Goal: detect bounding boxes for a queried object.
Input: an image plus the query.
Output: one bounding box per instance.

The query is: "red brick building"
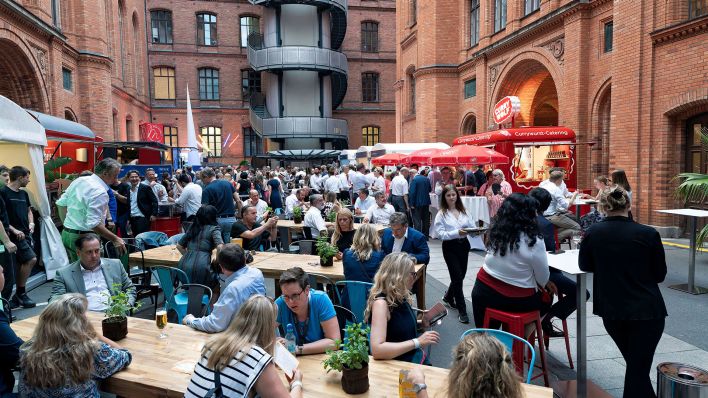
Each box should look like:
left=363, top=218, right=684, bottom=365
left=0, top=0, right=396, bottom=165
left=395, top=0, right=708, bottom=229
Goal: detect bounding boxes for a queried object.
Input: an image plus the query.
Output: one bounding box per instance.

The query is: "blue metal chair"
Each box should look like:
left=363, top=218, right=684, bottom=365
left=460, top=328, right=536, bottom=384
left=166, top=233, right=185, bottom=245
left=150, top=266, right=210, bottom=324
left=335, top=280, right=373, bottom=323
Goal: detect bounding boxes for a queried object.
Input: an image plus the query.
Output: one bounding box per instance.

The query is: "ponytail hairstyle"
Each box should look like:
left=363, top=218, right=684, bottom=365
left=446, top=333, right=523, bottom=398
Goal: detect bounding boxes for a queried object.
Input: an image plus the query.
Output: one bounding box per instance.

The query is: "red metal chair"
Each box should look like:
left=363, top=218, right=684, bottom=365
left=483, top=308, right=550, bottom=386
left=539, top=315, right=574, bottom=369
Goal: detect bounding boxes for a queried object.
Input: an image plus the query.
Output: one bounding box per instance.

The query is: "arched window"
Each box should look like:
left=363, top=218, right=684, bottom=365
left=362, top=72, right=379, bottom=103
left=200, top=126, right=222, bottom=157
left=64, top=108, right=77, bottom=122
left=361, top=21, right=379, bottom=52
left=197, top=13, right=217, bottom=46
left=198, top=68, right=219, bottom=100
left=240, top=16, right=260, bottom=48
left=362, top=126, right=380, bottom=146
left=153, top=67, right=176, bottom=99
left=462, top=114, right=476, bottom=135
left=132, top=12, right=142, bottom=93
left=118, top=0, right=126, bottom=82
left=407, top=69, right=416, bottom=114
left=150, top=10, right=173, bottom=44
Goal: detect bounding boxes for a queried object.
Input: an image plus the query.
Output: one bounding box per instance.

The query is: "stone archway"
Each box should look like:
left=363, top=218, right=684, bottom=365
left=0, top=38, right=47, bottom=112
left=461, top=113, right=477, bottom=135
left=491, top=57, right=559, bottom=127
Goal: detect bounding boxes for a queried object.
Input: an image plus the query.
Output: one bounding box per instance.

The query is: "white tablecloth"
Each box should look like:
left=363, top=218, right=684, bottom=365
left=429, top=194, right=489, bottom=250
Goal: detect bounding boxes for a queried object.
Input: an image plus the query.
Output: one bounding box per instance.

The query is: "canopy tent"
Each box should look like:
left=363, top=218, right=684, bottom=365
left=402, top=148, right=446, bottom=165
left=429, top=145, right=508, bottom=166
left=26, top=110, right=97, bottom=143
left=257, top=149, right=341, bottom=161
left=371, top=153, right=406, bottom=166
left=369, top=142, right=450, bottom=158
left=0, top=95, right=68, bottom=279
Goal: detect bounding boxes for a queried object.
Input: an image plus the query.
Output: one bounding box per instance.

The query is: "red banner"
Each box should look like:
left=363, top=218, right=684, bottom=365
left=139, top=122, right=164, bottom=143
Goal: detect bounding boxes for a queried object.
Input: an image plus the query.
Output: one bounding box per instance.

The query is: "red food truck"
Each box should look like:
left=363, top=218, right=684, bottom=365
left=453, top=126, right=577, bottom=193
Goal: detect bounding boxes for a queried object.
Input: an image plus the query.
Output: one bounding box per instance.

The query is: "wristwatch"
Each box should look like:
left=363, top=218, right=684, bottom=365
left=413, top=383, right=427, bottom=393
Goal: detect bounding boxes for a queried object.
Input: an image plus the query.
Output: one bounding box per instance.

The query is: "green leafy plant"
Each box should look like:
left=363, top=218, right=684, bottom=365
left=316, top=235, right=338, bottom=261
left=674, top=127, right=708, bottom=244
left=327, top=211, right=337, bottom=222
left=340, top=198, right=351, bottom=206
left=44, top=156, right=77, bottom=183
left=292, top=206, right=304, bottom=219
left=322, top=323, right=371, bottom=372
left=102, top=283, right=142, bottom=321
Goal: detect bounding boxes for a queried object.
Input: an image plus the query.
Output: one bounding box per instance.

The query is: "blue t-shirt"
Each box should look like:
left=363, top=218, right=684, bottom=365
left=202, top=179, right=236, bottom=217
left=276, top=289, right=336, bottom=345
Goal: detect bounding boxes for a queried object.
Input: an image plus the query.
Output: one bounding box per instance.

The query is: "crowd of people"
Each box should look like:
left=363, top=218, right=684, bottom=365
left=0, top=158, right=666, bottom=398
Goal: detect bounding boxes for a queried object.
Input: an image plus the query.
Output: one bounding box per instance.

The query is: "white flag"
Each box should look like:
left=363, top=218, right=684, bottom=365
left=186, top=85, right=201, bottom=166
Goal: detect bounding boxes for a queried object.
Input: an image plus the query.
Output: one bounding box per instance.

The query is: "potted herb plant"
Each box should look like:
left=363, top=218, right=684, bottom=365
left=292, top=206, right=304, bottom=224
left=316, top=235, right=338, bottom=267
left=101, top=283, right=141, bottom=341
left=322, top=323, right=371, bottom=394
left=327, top=211, right=337, bottom=223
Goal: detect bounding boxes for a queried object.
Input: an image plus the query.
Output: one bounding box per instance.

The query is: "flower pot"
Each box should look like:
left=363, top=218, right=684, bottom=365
left=293, top=216, right=303, bottom=224
left=320, top=256, right=334, bottom=267
left=102, top=316, right=128, bottom=341
left=341, top=365, right=369, bottom=394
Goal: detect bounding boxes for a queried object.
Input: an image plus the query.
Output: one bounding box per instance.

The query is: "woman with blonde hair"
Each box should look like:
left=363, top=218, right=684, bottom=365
left=185, top=295, right=303, bottom=398
left=331, top=208, right=356, bottom=257
left=19, top=293, right=131, bottom=397
left=403, top=333, right=523, bottom=398
left=365, top=253, right=439, bottom=363
left=343, top=223, right=385, bottom=282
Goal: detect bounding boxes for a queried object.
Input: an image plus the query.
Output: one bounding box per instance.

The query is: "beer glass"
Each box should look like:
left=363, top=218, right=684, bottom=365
left=156, top=307, right=168, bottom=339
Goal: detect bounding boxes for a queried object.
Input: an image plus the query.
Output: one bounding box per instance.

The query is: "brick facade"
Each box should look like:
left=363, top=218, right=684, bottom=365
left=0, top=0, right=396, bottom=165
left=395, top=0, right=708, bottom=227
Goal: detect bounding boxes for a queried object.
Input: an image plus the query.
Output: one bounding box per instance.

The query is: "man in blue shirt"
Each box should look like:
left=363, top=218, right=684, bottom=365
left=275, top=267, right=340, bottom=355
left=408, top=168, right=432, bottom=237
left=381, top=212, right=430, bottom=265
left=183, top=244, right=265, bottom=333
left=200, top=167, right=242, bottom=243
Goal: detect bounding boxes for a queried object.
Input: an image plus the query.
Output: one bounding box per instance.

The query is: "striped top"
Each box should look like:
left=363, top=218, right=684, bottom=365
left=185, top=345, right=272, bottom=398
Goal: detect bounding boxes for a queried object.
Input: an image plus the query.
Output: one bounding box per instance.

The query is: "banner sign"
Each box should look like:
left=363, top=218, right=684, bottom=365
left=140, top=123, right=164, bottom=143
left=493, top=96, right=521, bottom=125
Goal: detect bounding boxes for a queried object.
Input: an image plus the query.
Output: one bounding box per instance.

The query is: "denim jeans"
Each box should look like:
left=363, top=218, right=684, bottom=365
left=217, top=217, right=236, bottom=243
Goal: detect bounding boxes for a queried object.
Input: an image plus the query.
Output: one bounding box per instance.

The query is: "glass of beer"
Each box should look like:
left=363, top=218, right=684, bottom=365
left=156, top=307, right=168, bottom=339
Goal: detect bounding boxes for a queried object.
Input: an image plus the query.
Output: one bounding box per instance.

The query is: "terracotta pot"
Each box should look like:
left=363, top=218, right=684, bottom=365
left=102, top=316, right=128, bottom=341
left=320, top=256, right=334, bottom=267
left=293, top=216, right=303, bottom=224
left=341, top=365, right=369, bottom=394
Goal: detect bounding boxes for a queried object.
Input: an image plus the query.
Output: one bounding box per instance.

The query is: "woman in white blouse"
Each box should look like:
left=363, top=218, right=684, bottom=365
left=434, top=185, right=475, bottom=324
left=470, top=193, right=557, bottom=327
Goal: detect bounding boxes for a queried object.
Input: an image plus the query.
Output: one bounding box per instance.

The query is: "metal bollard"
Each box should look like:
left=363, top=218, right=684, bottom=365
left=657, top=363, right=708, bottom=398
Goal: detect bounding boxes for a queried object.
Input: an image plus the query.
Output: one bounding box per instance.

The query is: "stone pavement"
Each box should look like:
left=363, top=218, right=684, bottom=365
left=425, top=238, right=708, bottom=397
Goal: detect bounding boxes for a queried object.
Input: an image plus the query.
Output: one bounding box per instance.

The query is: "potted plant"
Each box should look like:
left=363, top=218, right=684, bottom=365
left=101, top=283, right=141, bottom=341
left=327, top=211, right=337, bottom=223
left=293, top=206, right=304, bottom=224
left=323, top=323, right=371, bottom=394
left=316, top=235, right=338, bottom=267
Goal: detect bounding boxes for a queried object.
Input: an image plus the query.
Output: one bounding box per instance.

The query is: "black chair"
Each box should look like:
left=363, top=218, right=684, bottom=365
left=1, top=298, right=12, bottom=323
left=309, top=273, right=340, bottom=304
left=302, top=226, right=314, bottom=240
left=290, top=239, right=316, bottom=255
left=277, top=226, right=297, bottom=253
left=105, top=240, right=160, bottom=317
left=333, top=304, right=358, bottom=333
left=179, top=283, right=213, bottom=318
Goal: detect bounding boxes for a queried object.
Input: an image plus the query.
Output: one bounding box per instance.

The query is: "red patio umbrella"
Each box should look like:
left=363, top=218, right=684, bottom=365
left=402, top=148, right=445, bottom=165
left=430, top=145, right=508, bottom=166
left=371, top=153, right=406, bottom=166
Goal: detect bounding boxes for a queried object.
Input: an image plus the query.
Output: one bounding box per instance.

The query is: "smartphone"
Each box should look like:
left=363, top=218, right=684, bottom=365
left=423, top=302, right=448, bottom=325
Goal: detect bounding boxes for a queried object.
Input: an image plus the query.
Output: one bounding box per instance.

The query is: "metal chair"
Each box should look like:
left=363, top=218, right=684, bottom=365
left=461, top=328, right=537, bottom=384
left=178, top=283, right=213, bottom=318
left=150, top=265, right=192, bottom=324
left=335, top=280, right=373, bottom=323
left=290, top=239, right=316, bottom=255
left=309, top=273, right=340, bottom=304
left=166, top=233, right=185, bottom=245
left=333, top=304, right=358, bottom=335
left=105, top=241, right=160, bottom=317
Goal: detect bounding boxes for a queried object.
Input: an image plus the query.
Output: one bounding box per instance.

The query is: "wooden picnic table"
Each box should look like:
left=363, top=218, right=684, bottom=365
left=12, top=313, right=553, bottom=398
left=129, top=248, right=429, bottom=309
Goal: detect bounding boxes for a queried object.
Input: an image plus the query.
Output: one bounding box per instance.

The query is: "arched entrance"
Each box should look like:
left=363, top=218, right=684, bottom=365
left=593, top=84, right=611, bottom=176
left=461, top=113, right=477, bottom=135
left=0, top=39, right=46, bottom=111
left=493, top=59, right=558, bottom=127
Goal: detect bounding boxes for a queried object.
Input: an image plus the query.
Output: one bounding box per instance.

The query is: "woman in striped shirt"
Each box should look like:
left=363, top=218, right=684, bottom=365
left=185, top=295, right=303, bottom=398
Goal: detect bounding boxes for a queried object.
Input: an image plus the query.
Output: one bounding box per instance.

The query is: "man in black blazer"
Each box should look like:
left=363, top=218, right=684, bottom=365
left=120, top=170, right=158, bottom=237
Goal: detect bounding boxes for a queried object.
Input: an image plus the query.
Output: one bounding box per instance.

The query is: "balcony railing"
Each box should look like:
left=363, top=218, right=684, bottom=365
left=247, top=33, right=348, bottom=75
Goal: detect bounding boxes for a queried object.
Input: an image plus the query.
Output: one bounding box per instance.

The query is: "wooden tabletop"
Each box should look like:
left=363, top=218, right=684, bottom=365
left=12, top=313, right=552, bottom=398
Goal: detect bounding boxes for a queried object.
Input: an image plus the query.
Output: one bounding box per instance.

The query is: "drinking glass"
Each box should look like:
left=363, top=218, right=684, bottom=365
left=571, top=232, right=582, bottom=249
left=156, top=307, right=168, bottom=339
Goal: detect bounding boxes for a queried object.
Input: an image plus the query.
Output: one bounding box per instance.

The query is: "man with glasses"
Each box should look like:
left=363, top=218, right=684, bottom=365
left=183, top=244, right=265, bottom=333
left=49, top=234, right=135, bottom=312
left=381, top=212, right=430, bottom=265
left=275, top=267, right=340, bottom=356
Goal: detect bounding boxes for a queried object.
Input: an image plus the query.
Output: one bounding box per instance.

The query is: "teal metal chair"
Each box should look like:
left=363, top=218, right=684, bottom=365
left=335, top=280, right=373, bottom=323
left=460, top=328, right=536, bottom=384
left=150, top=266, right=210, bottom=324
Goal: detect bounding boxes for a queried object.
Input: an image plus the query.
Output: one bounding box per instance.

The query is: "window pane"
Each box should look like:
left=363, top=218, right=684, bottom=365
left=362, top=126, right=380, bottom=146
left=470, top=0, right=479, bottom=46
left=689, top=0, right=708, bottom=18
left=604, top=21, right=613, bottom=53
left=495, top=0, right=507, bottom=32
left=200, top=126, right=222, bottom=156
left=464, top=79, right=476, bottom=99
left=62, top=68, right=72, bottom=91
left=241, top=16, right=260, bottom=48
left=524, top=0, right=539, bottom=15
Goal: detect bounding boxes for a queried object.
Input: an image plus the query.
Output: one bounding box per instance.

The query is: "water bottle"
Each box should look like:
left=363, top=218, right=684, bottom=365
left=284, top=323, right=297, bottom=354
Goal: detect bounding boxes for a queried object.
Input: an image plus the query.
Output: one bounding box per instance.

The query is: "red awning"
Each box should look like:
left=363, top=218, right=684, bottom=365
left=453, top=126, right=576, bottom=146
left=371, top=153, right=405, bottom=166
left=402, top=148, right=445, bottom=165
left=430, top=145, right=508, bottom=166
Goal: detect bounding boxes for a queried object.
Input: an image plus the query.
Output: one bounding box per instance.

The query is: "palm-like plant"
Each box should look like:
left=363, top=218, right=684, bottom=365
left=674, top=127, right=708, bottom=244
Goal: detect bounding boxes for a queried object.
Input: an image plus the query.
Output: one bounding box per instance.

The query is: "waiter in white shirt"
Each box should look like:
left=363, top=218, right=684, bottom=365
left=390, top=167, right=411, bottom=223
left=174, top=174, right=202, bottom=221
left=338, top=165, right=352, bottom=202
left=324, top=167, right=342, bottom=195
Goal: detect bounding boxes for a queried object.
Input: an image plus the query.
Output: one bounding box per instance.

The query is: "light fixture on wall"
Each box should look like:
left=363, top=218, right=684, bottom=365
left=76, top=148, right=88, bottom=162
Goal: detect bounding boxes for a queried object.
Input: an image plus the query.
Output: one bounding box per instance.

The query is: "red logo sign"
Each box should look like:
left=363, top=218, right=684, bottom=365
left=493, top=96, right=521, bottom=125
left=140, top=123, right=164, bottom=143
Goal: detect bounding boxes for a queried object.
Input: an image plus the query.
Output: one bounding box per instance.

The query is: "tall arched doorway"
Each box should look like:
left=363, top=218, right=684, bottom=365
left=493, top=60, right=558, bottom=127
left=462, top=113, right=477, bottom=135
left=593, top=84, right=611, bottom=176
left=0, top=39, right=46, bottom=111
